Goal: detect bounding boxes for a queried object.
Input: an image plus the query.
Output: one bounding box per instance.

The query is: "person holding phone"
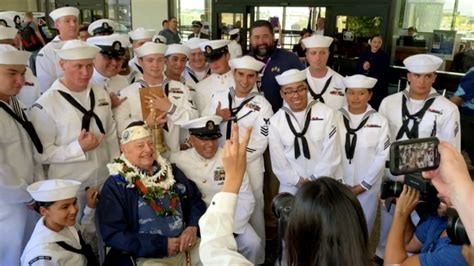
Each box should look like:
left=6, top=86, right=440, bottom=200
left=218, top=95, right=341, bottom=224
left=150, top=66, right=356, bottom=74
left=384, top=185, right=467, bottom=266
left=375, top=54, right=461, bottom=263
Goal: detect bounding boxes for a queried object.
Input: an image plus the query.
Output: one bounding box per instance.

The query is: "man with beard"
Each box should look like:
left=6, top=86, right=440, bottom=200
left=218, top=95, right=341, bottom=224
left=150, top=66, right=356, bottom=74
left=248, top=20, right=303, bottom=113
left=248, top=20, right=303, bottom=252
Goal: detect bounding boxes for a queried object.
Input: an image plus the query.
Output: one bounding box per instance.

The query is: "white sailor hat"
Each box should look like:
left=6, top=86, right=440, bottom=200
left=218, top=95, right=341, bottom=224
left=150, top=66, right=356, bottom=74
left=153, top=34, right=167, bottom=44
left=185, top=38, right=207, bottom=50
left=229, top=55, right=265, bottom=72
left=0, top=44, right=30, bottom=65
left=88, top=19, right=115, bottom=36
left=302, top=35, right=333, bottom=48
left=403, top=54, right=443, bottom=74
left=165, top=44, right=190, bottom=57
left=56, top=40, right=101, bottom=60
left=49, top=7, right=80, bottom=21
left=120, top=122, right=152, bottom=144
left=0, top=26, right=18, bottom=40
left=343, top=74, right=377, bottom=89
left=0, top=12, right=20, bottom=28
left=276, top=69, right=307, bottom=86
left=200, top=39, right=230, bottom=59
left=87, top=33, right=129, bottom=58
left=228, top=28, right=240, bottom=36
left=135, top=42, right=167, bottom=58
left=180, top=115, right=223, bottom=140
left=128, top=28, right=156, bottom=41
left=27, top=179, right=81, bottom=202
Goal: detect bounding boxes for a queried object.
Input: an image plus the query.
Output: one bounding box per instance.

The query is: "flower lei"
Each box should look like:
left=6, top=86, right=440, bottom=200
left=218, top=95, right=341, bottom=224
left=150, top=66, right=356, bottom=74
left=107, top=154, right=179, bottom=216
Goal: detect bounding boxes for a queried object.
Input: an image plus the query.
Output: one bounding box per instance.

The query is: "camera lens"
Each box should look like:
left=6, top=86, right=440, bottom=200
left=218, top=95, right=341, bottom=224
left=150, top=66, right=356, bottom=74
left=380, top=180, right=403, bottom=199
left=447, top=208, right=471, bottom=245
left=272, top=193, right=294, bottom=219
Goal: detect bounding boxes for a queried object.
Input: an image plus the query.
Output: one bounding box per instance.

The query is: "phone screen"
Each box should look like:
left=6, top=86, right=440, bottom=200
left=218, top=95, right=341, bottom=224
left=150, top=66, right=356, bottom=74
left=390, top=137, right=440, bottom=175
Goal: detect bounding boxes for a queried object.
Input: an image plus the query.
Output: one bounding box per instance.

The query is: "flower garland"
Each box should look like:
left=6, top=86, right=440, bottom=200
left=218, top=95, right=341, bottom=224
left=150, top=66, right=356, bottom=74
left=107, top=154, right=179, bottom=216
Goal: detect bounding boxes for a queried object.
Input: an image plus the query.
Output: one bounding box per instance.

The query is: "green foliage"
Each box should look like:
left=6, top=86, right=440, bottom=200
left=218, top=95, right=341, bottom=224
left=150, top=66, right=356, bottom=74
left=346, top=16, right=382, bottom=37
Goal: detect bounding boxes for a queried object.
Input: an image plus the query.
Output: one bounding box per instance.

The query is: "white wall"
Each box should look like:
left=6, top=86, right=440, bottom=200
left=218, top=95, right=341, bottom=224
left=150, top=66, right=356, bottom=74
left=131, top=0, right=168, bottom=31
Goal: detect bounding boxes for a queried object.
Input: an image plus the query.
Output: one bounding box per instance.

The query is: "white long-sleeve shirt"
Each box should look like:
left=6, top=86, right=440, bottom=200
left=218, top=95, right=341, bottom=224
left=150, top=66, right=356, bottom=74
left=199, top=192, right=253, bottom=266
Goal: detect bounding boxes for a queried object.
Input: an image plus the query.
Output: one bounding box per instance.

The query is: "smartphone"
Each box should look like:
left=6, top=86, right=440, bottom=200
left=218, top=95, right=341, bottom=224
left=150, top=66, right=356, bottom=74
left=270, top=17, right=279, bottom=28
left=389, top=137, right=440, bottom=176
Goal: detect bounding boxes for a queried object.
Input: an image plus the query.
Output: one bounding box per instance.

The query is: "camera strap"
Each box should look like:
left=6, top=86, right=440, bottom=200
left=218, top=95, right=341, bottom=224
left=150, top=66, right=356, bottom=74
left=285, top=109, right=312, bottom=159
left=396, top=96, right=436, bottom=140
left=343, top=115, right=370, bottom=164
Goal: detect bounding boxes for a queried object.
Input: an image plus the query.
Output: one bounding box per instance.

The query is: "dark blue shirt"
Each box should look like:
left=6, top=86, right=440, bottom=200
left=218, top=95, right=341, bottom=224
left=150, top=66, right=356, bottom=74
left=415, top=216, right=466, bottom=266
left=248, top=48, right=304, bottom=113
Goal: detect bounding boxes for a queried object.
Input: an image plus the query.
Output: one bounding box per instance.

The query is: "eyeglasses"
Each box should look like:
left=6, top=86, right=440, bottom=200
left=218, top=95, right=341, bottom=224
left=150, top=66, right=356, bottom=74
left=282, top=87, right=307, bottom=96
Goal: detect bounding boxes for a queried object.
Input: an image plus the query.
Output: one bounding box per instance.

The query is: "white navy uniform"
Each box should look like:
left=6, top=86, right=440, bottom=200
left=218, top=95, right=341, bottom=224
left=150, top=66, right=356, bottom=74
left=114, top=79, right=198, bottom=152
left=305, top=67, right=346, bottom=110
left=170, top=148, right=262, bottom=264
left=269, top=100, right=341, bottom=194
left=336, top=105, right=390, bottom=233
left=30, top=80, right=120, bottom=204
left=91, top=68, right=129, bottom=95
left=127, top=56, right=143, bottom=83
left=17, top=67, right=41, bottom=109
left=380, top=88, right=460, bottom=153
left=195, top=69, right=235, bottom=114
left=182, top=64, right=211, bottom=100
left=35, top=36, right=69, bottom=93
left=21, top=208, right=96, bottom=266
left=206, top=88, right=273, bottom=263
left=375, top=87, right=461, bottom=258
left=0, top=98, right=44, bottom=266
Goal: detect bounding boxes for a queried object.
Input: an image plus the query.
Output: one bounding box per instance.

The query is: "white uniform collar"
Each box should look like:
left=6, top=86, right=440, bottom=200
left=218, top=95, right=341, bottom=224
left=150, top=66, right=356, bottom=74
left=22, top=217, right=81, bottom=255
left=403, top=87, right=440, bottom=101
left=340, top=104, right=376, bottom=121
left=54, top=79, right=92, bottom=95
left=92, top=68, right=111, bottom=87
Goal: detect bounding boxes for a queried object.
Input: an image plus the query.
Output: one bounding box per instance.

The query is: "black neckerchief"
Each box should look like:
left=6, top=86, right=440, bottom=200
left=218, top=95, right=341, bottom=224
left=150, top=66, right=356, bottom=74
left=341, top=108, right=376, bottom=163
left=225, top=89, right=256, bottom=139
left=57, top=89, right=105, bottom=134
left=56, top=231, right=99, bottom=266
left=282, top=101, right=317, bottom=159
left=309, top=75, right=332, bottom=103
left=396, top=91, right=438, bottom=140
left=0, top=101, right=43, bottom=153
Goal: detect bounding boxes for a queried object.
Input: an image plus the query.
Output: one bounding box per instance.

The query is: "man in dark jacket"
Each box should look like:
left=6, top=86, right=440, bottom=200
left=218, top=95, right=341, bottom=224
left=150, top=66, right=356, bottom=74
left=97, top=121, right=206, bottom=265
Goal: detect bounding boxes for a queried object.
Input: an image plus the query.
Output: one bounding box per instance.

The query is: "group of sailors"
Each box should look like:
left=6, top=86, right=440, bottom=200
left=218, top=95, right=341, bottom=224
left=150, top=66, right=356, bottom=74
left=0, top=5, right=462, bottom=266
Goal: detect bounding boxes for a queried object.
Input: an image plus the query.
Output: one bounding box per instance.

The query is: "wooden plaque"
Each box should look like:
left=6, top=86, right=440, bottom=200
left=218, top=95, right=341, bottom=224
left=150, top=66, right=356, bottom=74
left=139, top=86, right=165, bottom=119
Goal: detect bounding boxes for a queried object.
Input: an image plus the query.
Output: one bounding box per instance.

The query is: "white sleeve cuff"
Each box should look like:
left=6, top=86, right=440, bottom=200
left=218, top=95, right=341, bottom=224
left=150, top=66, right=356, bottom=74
left=207, top=192, right=238, bottom=215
